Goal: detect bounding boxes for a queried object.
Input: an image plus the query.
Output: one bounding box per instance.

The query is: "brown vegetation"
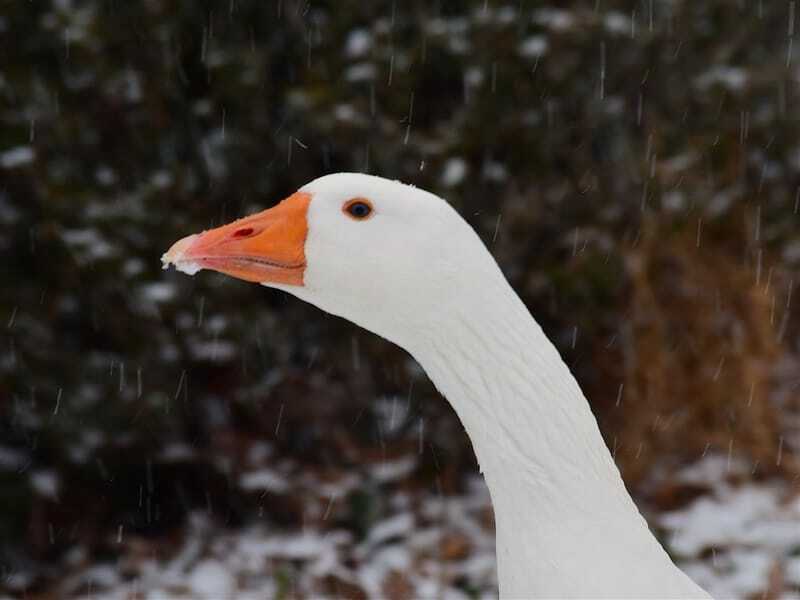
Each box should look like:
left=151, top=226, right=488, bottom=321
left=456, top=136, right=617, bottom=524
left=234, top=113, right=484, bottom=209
left=592, top=212, right=795, bottom=487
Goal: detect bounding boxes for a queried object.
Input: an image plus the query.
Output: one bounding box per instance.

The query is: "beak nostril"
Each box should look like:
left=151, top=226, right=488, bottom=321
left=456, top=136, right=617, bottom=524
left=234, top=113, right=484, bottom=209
left=232, top=227, right=255, bottom=238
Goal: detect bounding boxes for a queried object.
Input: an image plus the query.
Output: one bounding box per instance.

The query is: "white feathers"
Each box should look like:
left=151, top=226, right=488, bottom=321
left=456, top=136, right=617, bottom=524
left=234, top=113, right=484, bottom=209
left=275, top=174, right=709, bottom=598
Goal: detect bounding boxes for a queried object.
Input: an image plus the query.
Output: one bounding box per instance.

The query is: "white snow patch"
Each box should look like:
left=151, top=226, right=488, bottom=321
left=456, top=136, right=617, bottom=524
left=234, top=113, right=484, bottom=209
left=695, top=66, right=748, bottom=91
left=45, top=449, right=800, bottom=599
left=448, top=37, right=470, bottom=55
left=495, top=6, right=517, bottom=24
left=782, top=240, right=800, bottom=264
left=657, top=454, right=800, bottom=598
left=186, top=560, right=235, bottom=599
left=786, top=556, right=800, bottom=585
left=315, top=472, right=361, bottom=499
left=364, top=513, right=414, bottom=547
left=660, top=152, right=699, bottom=175
left=62, top=228, right=117, bottom=260
left=681, top=549, right=776, bottom=599
left=345, top=29, right=373, bottom=58
left=662, top=191, right=686, bottom=213
left=205, top=315, right=228, bottom=334
left=706, top=187, right=742, bottom=218
left=193, top=99, right=213, bottom=116
left=674, top=453, right=747, bottom=485
left=663, top=485, right=780, bottom=556
left=0, top=146, right=35, bottom=168
left=473, top=5, right=516, bottom=25
left=441, top=158, right=468, bottom=187
left=122, top=258, right=145, bottom=277
left=139, top=282, right=177, bottom=304
left=464, top=66, right=484, bottom=88
left=261, top=531, right=342, bottom=560
left=72, top=565, right=120, bottom=592
left=30, top=470, right=60, bottom=500
left=95, top=166, right=117, bottom=186
left=345, top=63, right=376, bottom=82
left=200, top=129, right=228, bottom=179
left=240, top=469, right=290, bottom=494
left=533, top=8, right=575, bottom=31
left=482, top=160, right=508, bottom=182
left=150, top=171, right=173, bottom=189
left=106, top=70, right=143, bottom=103
left=122, top=70, right=142, bottom=102
left=191, top=339, right=237, bottom=361
left=246, top=441, right=273, bottom=465
left=159, top=443, right=195, bottom=462
left=357, top=544, right=412, bottom=596
left=369, top=455, right=416, bottom=483
left=374, top=396, right=409, bottom=434
left=334, top=103, right=359, bottom=122
left=519, top=35, right=548, bottom=58
left=426, top=16, right=469, bottom=36
left=4, top=571, right=36, bottom=592
left=604, top=12, right=631, bottom=35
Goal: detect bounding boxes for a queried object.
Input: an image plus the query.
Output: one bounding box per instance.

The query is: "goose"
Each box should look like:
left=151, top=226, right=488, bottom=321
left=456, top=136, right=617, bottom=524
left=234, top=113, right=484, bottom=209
left=162, top=173, right=709, bottom=599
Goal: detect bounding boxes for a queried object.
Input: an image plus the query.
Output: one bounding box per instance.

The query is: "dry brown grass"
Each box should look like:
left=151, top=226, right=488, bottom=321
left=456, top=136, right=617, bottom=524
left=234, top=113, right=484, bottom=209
left=591, top=211, right=795, bottom=487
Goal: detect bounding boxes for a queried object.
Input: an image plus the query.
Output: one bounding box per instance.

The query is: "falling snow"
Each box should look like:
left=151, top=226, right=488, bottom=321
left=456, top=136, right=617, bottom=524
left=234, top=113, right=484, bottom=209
left=4, top=1, right=800, bottom=598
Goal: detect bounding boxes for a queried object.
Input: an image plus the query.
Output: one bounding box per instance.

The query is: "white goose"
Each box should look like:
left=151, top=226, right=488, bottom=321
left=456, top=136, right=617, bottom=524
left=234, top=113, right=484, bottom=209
left=163, top=173, right=709, bottom=599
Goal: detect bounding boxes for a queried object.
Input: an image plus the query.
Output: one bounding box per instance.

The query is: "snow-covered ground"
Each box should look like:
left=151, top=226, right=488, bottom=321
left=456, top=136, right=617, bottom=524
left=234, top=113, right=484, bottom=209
left=12, top=451, right=798, bottom=600
left=659, top=456, right=800, bottom=599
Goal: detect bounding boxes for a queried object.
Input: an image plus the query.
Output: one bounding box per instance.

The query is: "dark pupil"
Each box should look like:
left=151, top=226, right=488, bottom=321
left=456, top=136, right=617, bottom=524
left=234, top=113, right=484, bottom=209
left=349, top=202, right=370, bottom=218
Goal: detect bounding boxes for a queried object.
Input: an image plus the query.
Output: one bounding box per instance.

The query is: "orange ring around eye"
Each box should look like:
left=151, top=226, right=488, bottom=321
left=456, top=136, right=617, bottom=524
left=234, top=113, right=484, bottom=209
left=342, top=198, right=374, bottom=220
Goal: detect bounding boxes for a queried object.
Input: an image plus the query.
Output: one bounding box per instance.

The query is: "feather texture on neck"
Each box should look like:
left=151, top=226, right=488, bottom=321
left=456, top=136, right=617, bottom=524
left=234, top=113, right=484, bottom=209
left=409, top=266, right=707, bottom=598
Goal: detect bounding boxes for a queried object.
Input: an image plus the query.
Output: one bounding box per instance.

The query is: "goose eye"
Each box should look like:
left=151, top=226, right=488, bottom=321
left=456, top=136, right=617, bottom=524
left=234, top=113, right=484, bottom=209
left=343, top=198, right=373, bottom=220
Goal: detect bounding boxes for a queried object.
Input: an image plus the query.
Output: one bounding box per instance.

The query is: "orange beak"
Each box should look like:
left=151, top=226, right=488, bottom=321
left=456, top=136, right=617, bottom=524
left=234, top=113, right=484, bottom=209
left=162, top=191, right=310, bottom=286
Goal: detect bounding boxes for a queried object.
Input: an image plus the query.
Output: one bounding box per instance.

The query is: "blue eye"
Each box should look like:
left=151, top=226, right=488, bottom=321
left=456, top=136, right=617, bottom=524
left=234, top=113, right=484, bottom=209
left=343, top=198, right=373, bottom=220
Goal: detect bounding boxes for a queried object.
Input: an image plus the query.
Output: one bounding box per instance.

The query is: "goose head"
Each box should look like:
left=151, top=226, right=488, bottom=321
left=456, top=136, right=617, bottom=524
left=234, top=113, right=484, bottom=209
left=163, top=173, right=495, bottom=350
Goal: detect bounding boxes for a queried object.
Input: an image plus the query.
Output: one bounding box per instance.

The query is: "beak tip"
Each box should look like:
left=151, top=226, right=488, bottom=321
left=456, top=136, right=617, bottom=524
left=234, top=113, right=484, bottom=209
left=162, top=233, right=203, bottom=276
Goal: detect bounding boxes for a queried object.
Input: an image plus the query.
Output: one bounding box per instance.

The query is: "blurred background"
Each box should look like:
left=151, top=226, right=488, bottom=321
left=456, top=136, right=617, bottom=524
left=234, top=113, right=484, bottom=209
left=2, top=0, right=800, bottom=598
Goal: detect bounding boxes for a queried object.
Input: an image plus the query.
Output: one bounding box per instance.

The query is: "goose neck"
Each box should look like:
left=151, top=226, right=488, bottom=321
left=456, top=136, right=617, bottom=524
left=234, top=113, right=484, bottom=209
left=409, top=276, right=704, bottom=598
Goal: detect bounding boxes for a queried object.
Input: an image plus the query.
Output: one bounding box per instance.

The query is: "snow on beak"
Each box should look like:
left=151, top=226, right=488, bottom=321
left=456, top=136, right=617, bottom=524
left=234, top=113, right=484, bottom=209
left=162, top=191, right=310, bottom=286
